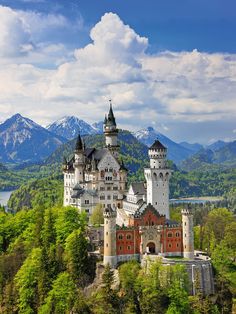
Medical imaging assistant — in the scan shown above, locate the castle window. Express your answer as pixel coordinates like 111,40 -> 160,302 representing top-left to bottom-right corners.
113,195 -> 118,200
100,195 -> 105,200
109,168 -> 113,172
118,234 -> 123,240
127,245 -> 131,250
100,186 -> 105,191
119,246 -> 122,251
107,186 -> 111,191
85,200 -> 89,204
107,195 -> 111,200
176,243 -> 179,248
113,186 -> 118,190
106,243 -> 108,247
126,234 -> 132,240
167,232 -> 173,238
176,232 -> 180,237
168,243 -> 172,248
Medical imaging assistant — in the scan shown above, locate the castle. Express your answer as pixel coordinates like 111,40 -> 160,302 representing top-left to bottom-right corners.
63,103 -> 194,267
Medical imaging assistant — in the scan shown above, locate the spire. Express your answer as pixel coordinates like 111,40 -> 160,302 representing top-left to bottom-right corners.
107,100 -> 116,126
104,114 -> 107,124
75,134 -> 83,151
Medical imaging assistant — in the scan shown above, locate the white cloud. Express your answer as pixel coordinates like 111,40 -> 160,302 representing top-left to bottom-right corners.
0,6 -> 32,57
0,9 -> 235,142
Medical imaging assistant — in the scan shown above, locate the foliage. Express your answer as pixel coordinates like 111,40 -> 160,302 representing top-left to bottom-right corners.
38,272 -> 77,314
90,203 -> 104,226
8,176 -> 63,212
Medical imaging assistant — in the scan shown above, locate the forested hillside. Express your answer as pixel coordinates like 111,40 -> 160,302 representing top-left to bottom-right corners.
0,201 -> 235,313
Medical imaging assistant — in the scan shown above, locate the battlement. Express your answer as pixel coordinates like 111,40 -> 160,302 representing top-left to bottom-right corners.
181,208 -> 193,216
103,207 -> 117,218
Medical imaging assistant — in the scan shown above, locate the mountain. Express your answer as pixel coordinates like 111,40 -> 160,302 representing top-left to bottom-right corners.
133,126 -> 193,164
0,114 -> 66,163
180,141 -> 236,171
47,116 -> 99,140
214,140 -> 236,164
207,140 -> 227,151
179,141 -> 203,154
91,121 -> 104,134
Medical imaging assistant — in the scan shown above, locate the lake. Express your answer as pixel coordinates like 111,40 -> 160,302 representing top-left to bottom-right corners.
0,191 -> 14,206
170,197 -> 222,204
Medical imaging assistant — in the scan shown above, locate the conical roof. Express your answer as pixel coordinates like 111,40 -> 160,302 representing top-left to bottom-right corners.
106,101 -> 116,126
75,134 -> 83,151
149,139 -> 166,150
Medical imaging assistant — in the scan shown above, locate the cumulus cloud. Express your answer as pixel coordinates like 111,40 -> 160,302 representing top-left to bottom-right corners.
0,9 -> 235,143
0,6 -> 32,57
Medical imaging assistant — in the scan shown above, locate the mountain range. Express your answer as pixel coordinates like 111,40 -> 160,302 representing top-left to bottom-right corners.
0,114 -> 66,163
180,141 -> 236,171
0,113 -> 234,165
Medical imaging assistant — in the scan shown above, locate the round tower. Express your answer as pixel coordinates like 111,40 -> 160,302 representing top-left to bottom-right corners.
104,101 -> 119,158
73,134 -> 85,183
182,208 -> 194,259
103,206 -> 117,268
144,139 -> 171,218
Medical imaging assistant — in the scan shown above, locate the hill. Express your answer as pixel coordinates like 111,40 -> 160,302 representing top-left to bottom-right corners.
180,141 -> 236,171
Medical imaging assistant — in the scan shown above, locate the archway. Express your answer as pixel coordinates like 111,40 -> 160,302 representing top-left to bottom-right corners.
146,242 -> 156,254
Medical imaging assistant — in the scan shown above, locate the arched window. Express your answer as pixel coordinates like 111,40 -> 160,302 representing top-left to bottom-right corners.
118,234 -> 123,240
153,172 -> 157,181
167,232 -> 173,238
126,234 -> 132,240
176,232 -> 180,237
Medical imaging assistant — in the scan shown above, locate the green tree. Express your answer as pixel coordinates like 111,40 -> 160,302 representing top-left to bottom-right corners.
39,272 -> 77,314
90,204 -> 104,225
119,260 -> 141,314
204,208 -> 234,252
92,264 -> 119,314
64,229 -> 89,286
15,248 -> 42,314
138,260 -> 169,313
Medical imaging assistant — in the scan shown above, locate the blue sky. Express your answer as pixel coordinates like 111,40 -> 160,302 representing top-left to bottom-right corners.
0,0 -> 235,144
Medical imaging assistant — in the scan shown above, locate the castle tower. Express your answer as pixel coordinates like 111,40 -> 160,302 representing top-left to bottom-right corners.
73,134 -> 85,184
182,207 -> 194,259
104,101 -> 119,158
144,140 -> 171,218
103,206 -> 117,268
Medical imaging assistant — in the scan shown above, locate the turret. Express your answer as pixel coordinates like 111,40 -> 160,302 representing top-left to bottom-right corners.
182,207 -> 194,259
73,134 -> 85,183
144,139 -> 171,218
148,140 -> 167,169
103,206 -> 117,268
103,100 -> 119,157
